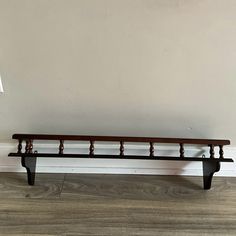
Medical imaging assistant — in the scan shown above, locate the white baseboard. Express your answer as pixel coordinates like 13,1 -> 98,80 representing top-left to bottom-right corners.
1,141 -> 236,176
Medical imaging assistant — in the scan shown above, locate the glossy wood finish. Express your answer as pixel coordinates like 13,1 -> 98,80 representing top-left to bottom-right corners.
17,139 -> 22,154
0,173 -> 236,235
180,143 -> 184,158
12,133 -> 231,145
89,140 -> 94,156
149,142 -> 154,157
59,140 -> 64,154
120,141 -> 124,156
25,140 -> 30,153
29,139 -> 33,154
219,145 -> 224,159
9,133 -> 234,189
8,152 -> 234,162
209,144 -> 215,159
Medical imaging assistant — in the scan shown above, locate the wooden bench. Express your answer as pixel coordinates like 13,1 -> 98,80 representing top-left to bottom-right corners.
8,134 -> 234,189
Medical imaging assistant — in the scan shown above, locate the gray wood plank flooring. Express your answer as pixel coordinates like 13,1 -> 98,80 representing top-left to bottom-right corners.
0,173 -> 235,235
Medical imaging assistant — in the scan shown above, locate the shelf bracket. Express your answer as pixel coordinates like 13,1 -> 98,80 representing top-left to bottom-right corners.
21,156 -> 37,185
202,160 -> 220,190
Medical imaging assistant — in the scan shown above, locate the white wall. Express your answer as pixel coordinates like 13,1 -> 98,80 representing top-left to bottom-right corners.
0,0 -> 236,175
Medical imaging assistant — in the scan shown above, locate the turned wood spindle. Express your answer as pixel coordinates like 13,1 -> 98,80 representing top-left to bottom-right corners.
25,140 -> 30,153
120,141 -> 124,156
150,142 -> 154,157
29,140 -> 33,153
180,143 -> 184,158
59,140 -> 64,154
219,145 -> 224,159
209,144 -> 215,158
90,141 -> 94,155
17,140 -> 22,153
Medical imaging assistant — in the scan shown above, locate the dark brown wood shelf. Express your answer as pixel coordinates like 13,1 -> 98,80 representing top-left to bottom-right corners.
9,133 -> 234,189
12,133 -> 230,145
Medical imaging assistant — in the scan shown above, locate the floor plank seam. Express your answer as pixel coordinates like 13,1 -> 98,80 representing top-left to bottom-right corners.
59,173 -> 66,198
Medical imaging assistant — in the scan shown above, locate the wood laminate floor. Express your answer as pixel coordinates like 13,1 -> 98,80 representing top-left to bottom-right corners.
0,173 -> 235,236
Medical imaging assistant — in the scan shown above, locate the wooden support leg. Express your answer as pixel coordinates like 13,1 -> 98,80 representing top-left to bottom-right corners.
202,160 -> 220,190
21,156 -> 37,185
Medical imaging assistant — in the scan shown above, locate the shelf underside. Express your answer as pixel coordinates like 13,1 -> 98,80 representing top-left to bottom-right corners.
9,153 -> 233,162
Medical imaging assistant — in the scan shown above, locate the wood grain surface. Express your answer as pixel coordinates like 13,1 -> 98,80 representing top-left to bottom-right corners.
0,173 -> 235,235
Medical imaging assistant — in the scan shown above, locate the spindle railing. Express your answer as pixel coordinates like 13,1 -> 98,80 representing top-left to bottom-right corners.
9,134 -> 234,189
